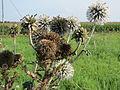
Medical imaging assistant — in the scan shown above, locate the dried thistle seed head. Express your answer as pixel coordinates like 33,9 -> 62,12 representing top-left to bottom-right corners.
37,14 -> 51,31
32,30 -> 61,50
9,24 -> 20,37
72,27 -> 88,43
13,54 -> 23,66
31,30 -> 47,47
60,43 -> 72,58
56,60 -> 74,80
46,32 -> 62,46
67,16 -> 81,32
21,14 -> 38,32
87,1 -> 109,25
0,50 -> 23,70
0,50 -> 14,69
50,16 -> 69,35
36,39 -> 57,61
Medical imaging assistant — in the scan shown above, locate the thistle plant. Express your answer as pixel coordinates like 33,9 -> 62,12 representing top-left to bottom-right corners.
21,14 -> 38,48
21,1 -> 109,89
85,1 -> 109,48
9,24 -> 20,54
87,1 -> 109,25
0,50 -> 23,90
71,27 -> 88,55
71,1 -> 109,63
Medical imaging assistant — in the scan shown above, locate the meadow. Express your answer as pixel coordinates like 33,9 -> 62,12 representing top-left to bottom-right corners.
0,32 -> 120,90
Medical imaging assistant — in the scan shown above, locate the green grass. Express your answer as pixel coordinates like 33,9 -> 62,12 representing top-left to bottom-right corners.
0,33 -> 120,90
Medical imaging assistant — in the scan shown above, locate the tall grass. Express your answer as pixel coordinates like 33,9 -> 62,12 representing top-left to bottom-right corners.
0,33 -> 120,90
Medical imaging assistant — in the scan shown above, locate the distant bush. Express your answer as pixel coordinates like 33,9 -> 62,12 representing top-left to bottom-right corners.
81,23 -> 120,32
0,24 -> 10,35
0,23 -> 120,35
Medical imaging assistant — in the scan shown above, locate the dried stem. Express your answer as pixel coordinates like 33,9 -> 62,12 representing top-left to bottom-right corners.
67,29 -> 73,43
67,33 -> 71,43
71,41 -> 81,55
71,24 -> 96,63
83,24 -> 96,49
13,36 -> 16,54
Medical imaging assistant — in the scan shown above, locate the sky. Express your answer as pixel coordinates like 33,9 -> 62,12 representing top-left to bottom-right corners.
0,0 -> 120,22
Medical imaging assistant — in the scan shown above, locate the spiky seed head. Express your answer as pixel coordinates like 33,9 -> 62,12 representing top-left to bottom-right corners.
21,14 -> 38,32
87,1 -> 109,25
50,16 -> 69,35
60,43 -> 72,58
36,39 -> 57,61
37,14 -> 51,31
72,27 -> 88,43
67,16 -> 81,32
56,60 -> 74,80
0,50 -> 14,70
9,24 -> 20,37
0,50 -> 23,70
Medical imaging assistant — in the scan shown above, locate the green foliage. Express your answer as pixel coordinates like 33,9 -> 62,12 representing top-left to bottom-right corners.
0,24 -> 10,35
0,33 -> 120,90
81,23 -> 120,32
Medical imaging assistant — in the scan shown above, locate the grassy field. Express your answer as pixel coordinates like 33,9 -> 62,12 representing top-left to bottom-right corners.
0,32 -> 120,90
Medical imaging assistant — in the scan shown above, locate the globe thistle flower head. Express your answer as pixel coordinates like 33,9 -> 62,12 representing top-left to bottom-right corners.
50,16 -> 69,35
0,50 -> 23,70
67,16 -> 81,32
0,50 -> 14,70
31,30 -> 61,50
72,27 -> 88,43
87,1 -> 109,25
36,39 -> 57,61
46,32 -> 61,46
56,60 -> 74,80
60,43 -> 72,58
9,24 -> 19,37
21,14 -> 38,32
31,30 -> 47,47
37,14 -> 51,31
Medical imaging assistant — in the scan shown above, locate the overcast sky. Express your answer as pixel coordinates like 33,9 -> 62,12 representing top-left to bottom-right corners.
0,0 -> 120,22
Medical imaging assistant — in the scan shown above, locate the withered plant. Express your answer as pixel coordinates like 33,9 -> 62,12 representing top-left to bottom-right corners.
0,50 -> 23,90
9,24 -> 20,54
21,1 -> 109,90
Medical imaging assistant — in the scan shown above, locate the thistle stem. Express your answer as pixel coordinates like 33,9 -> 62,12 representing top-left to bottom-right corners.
67,33 -> 71,43
83,24 -> 96,49
67,30 -> 72,43
71,41 -> 81,55
29,28 -> 36,50
13,37 -> 16,54
71,24 -> 96,63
